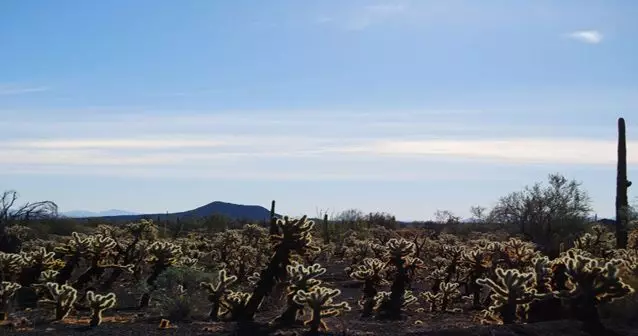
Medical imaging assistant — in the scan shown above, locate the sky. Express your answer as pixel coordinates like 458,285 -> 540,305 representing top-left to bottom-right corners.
1,0 -> 637,221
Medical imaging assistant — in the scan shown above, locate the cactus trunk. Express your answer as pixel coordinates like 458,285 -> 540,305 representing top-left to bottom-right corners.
616,117 -> 631,248
269,200 -> 278,235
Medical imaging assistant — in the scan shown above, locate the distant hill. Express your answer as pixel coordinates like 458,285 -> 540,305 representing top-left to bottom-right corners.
62,209 -> 140,218
70,201 -> 276,223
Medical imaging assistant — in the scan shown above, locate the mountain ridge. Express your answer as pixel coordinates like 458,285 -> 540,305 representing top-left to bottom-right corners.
63,201 -> 275,222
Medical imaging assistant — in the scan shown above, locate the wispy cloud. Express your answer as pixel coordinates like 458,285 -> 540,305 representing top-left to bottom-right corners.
346,3 -> 407,31
564,30 -> 604,44
0,84 -> 50,96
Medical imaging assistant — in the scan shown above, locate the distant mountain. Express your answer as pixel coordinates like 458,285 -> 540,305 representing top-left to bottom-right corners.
62,209 -> 141,218
77,201 -> 276,223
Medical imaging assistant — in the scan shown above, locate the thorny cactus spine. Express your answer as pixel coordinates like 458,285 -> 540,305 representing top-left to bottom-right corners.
86,291 -> 117,328
349,258 -> 387,317
293,286 -> 351,336
559,250 -> 634,331
0,281 -> 21,320
476,268 -> 547,324
274,262 -> 326,326
200,269 -> 237,321
238,215 -> 319,321
42,282 -> 78,320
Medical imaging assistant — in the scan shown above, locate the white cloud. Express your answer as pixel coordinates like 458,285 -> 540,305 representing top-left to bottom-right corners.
565,30 -> 604,44
336,138 -> 638,165
0,84 -> 49,96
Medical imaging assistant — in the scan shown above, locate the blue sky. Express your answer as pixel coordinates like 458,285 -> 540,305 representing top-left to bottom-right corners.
1,0 -> 637,221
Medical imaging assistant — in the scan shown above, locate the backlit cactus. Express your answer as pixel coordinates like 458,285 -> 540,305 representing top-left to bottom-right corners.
238,215 -> 319,321
0,281 -> 21,319
376,238 -> 420,320
274,261 -> 326,326
350,257 -> 388,317
558,249 -> 634,331
293,286 -> 351,335
419,282 -> 467,313
476,268 -> 547,324
41,282 -> 78,320
200,269 -> 237,321
86,291 -> 117,327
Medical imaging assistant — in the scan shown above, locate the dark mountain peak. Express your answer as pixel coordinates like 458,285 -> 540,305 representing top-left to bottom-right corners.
74,201 -> 276,223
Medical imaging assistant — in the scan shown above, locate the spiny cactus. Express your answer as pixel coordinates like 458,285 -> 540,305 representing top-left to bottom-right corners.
558,249 -> 634,331
501,238 -> 538,269
374,290 -> 417,312
200,269 -> 237,321
573,225 -> 615,259
419,282 -> 468,313
0,252 -> 25,282
616,117 -> 631,248
0,281 -> 21,319
220,291 -> 251,320
460,248 -> 491,308
476,268 -> 548,324
350,258 -> 388,317
293,286 -> 351,335
376,238 -> 419,320
238,215 -> 319,321
40,282 -> 78,320
274,262 -> 326,326
54,232 -> 93,284
527,256 -> 562,322
140,241 -> 183,309
86,291 -> 117,327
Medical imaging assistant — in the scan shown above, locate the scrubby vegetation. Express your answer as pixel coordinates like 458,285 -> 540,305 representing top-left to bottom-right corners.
0,169 -> 637,335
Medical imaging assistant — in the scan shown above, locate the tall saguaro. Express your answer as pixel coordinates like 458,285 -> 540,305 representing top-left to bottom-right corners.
616,118 -> 631,248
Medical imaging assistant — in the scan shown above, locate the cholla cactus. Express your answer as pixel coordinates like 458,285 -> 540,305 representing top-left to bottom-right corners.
476,268 -> 547,324
419,282 -> 467,313
41,282 -> 78,320
374,290 -> 417,312
274,262 -> 326,326
460,248 -> 491,308
573,225 -> 615,259
377,238 -> 419,320
526,256 -> 562,322
350,258 -> 388,317
86,291 -> 117,327
54,232 -> 93,284
239,215 -> 319,321
140,241 -> 183,309
200,269 -> 237,321
1,281 -> 21,319
501,238 -> 538,269
293,286 -> 351,335
220,291 -> 251,320
0,252 -> 25,281
558,249 -> 634,330
39,270 -> 59,283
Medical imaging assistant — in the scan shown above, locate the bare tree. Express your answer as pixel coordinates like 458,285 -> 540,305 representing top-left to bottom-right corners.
0,190 -> 58,228
469,205 -> 488,223
489,173 -> 592,250
434,209 -> 460,224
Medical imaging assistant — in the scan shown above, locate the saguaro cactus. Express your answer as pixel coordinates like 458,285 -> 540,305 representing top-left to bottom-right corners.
86,291 -> 117,327
617,117 -> 632,249
269,200 -> 278,235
